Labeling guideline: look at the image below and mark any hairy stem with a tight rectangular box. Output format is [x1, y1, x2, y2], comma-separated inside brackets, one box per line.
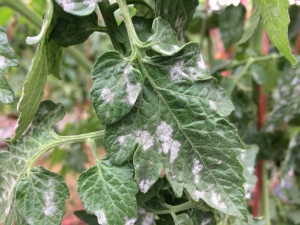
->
[145, 200, 198, 215]
[0, 0, 93, 72]
[87, 138, 101, 163]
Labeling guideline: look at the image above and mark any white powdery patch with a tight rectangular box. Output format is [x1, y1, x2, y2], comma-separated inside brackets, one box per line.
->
[100, 87, 115, 103]
[194, 190, 205, 199]
[197, 54, 206, 70]
[118, 134, 130, 146]
[211, 191, 227, 210]
[4, 207, 10, 215]
[134, 130, 154, 151]
[139, 179, 153, 193]
[209, 100, 217, 112]
[156, 121, 181, 163]
[126, 79, 141, 106]
[95, 209, 107, 225]
[201, 218, 212, 225]
[170, 60, 185, 81]
[125, 218, 137, 225]
[43, 179, 57, 216]
[55, 0, 76, 12]
[141, 213, 154, 225]
[192, 159, 204, 184]
[0, 55, 7, 68]
[27, 218, 34, 225]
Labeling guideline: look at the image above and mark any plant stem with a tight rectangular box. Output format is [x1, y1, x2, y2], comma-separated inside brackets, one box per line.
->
[262, 160, 271, 225]
[116, 0, 141, 50]
[87, 138, 101, 163]
[0, 0, 93, 72]
[145, 200, 198, 215]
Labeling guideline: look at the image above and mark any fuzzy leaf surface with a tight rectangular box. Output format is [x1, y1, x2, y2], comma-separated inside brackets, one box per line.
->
[258, 0, 297, 66]
[13, 0, 63, 142]
[55, 0, 101, 16]
[191, 209, 216, 225]
[219, 4, 246, 50]
[0, 101, 66, 225]
[237, 0, 261, 45]
[91, 51, 143, 124]
[16, 166, 69, 225]
[77, 159, 138, 225]
[102, 42, 246, 220]
[155, 0, 199, 40]
[264, 59, 300, 131]
[50, 12, 99, 47]
[0, 28, 18, 104]
[173, 213, 193, 225]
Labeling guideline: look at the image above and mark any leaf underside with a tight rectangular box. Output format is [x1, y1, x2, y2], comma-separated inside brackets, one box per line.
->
[92, 17, 248, 221]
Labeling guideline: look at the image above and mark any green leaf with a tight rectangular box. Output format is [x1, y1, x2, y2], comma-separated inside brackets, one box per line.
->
[135, 208, 155, 225]
[0, 27, 18, 104]
[173, 213, 193, 225]
[238, 145, 258, 199]
[55, 0, 101, 16]
[219, 4, 246, 51]
[237, 0, 261, 45]
[258, 0, 297, 66]
[250, 64, 268, 85]
[15, 166, 69, 225]
[12, 0, 63, 142]
[282, 132, 300, 178]
[77, 159, 138, 225]
[0, 101, 66, 225]
[50, 12, 100, 47]
[191, 209, 216, 225]
[264, 58, 300, 131]
[103, 42, 247, 221]
[155, 0, 199, 40]
[136, 178, 164, 205]
[91, 51, 143, 124]
[134, 0, 155, 18]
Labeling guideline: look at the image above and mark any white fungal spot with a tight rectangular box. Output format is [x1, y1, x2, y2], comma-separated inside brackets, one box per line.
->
[5, 207, 9, 215]
[141, 213, 154, 225]
[209, 100, 217, 112]
[0, 55, 7, 68]
[211, 191, 227, 210]
[194, 190, 205, 199]
[125, 218, 136, 225]
[216, 160, 222, 165]
[201, 218, 212, 225]
[126, 80, 141, 105]
[156, 121, 181, 163]
[55, 0, 76, 12]
[192, 159, 204, 184]
[100, 87, 115, 103]
[134, 130, 154, 151]
[139, 179, 153, 193]
[43, 179, 57, 216]
[197, 54, 206, 70]
[170, 60, 184, 81]
[95, 209, 107, 225]
[27, 218, 34, 225]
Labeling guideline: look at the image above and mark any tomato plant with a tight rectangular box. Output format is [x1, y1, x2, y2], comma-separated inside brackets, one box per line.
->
[0, 0, 299, 225]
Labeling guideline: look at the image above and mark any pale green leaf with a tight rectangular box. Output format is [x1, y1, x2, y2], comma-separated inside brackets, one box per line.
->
[258, 0, 297, 66]
[55, 0, 101, 16]
[26, 0, 53, 45]
[238, 145, 258, 199]
[250, 64, 268, 85]
[236, 214, 265, 225]
[264, 58, 300, 131]
[219, 4, 246, 50]
[237, 0, 261, 45]
[191, 209, 216, 225]
[0, 101, 66, 225]
[103, 43, 246, 221]
[77, 159, 138, 225]
[91, 51, 143, 124]
[155, 0, 199, 40]
[0, 27, 18, 104]
[13, 0, 63, 142]
[16, 166, 69, 225]
[173, 213, 193, 225]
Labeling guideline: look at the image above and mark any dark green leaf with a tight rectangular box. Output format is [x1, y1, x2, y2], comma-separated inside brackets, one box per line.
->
[91, 51, 143, 124]
[0, 27, 18, 104]
[134, 0, 155, 18]
[264, 57, 300, 131]
[136, 178, 164, 205]
[282, 132, 300, 178]
[155, 0, 199, 40]
[288, 5, 300, 40]
[191, 209, 216, 225]
[237, 0, 261, 45]
[55, 0, 101, 16]
[16, 166, 69, 225]
[103, 43, 246, 221]
[74, 210, 98, 225]
[219, 4, 246, 50]
[50, 12, 100, 47]
[258, 0, 297, 66]
[0, 101, 66, 225]
[77, 159, 138, 225]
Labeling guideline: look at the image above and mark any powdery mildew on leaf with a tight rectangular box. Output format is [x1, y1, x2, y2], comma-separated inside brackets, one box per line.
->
[55, 0, 102, 16]
[95, 209, 107, 225]
[192, 159, 204, 184]
[100, 87, 115, 103]
[43, 179, 57, 216]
